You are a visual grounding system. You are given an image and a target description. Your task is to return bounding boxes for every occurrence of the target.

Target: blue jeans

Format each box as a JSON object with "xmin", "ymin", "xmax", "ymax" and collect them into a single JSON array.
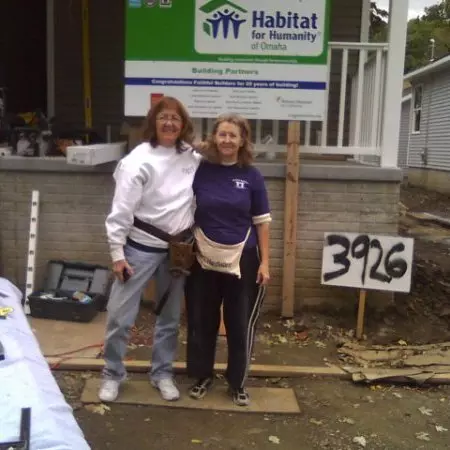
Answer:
[{"xmin": 102, "ymin": 244, "xmax": 184, "ymax": 382}]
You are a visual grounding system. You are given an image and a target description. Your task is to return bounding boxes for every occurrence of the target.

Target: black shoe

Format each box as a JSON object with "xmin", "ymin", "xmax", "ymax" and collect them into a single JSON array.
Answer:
[
  {"xmin": 189, "ymin": 377, "xmax": 213, "ymax": 400},
  {"xmin": 230, "ymin": 387, "xmax": 250, "ymax": 406}
]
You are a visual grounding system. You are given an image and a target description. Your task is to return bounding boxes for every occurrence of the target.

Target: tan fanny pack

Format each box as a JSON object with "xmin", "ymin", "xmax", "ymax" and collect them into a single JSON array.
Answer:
[
  {"xmin": 193, "ymin": 226, "xmax": 251, "ymax": 278},
  {"xmin": 133, "ymin": 217, "xmax": 195, "ymax": 276}
]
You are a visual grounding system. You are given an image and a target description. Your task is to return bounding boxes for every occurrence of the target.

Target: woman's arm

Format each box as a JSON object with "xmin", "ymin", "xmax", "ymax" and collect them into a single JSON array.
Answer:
[
  {"xmin": 255, "ymin": 222, "xmax": 270, "ymax": 285},
  {"xmin": 256, "ymin": 222, "xmax": 270, "ymax": 266},
  {"xmin": 105, "ymin": 162, "xmax": 144, "ymax": 262}
]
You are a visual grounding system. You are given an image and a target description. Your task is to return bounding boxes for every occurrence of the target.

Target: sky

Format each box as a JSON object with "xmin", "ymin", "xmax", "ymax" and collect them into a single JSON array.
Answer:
[{"xmin": 376, "ymin": 0, "xmax": 439, "ymax": 19}]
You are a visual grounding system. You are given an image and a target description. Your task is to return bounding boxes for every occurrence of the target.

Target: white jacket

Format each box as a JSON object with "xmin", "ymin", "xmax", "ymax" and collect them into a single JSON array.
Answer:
[{"xmin": 105, "ymin": 142, "xmax": 201, "ymax": 262}]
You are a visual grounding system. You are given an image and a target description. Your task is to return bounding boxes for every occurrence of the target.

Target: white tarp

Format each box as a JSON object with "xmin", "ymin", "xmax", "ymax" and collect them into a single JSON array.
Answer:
[{"xmin": 0, "ymin": 278, "xmax": 91, "ymax": 449}]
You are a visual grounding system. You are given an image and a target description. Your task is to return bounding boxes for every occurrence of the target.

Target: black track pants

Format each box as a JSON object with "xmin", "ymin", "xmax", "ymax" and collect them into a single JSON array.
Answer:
[{"xmin": 185, "ymin": 247, "xmax": 266, "ymax": 390}]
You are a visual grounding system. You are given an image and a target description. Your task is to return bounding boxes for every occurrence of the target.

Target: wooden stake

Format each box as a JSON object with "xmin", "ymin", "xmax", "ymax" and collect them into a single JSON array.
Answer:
[
  {"xmin": 218, "ymin": 305, "xmax": 226, "ymax": 336},
  {"xmin": 281, "ymin": 121, "xmax": 301, "ymax": 318},
  {"xmin": 356, "ymin": 289, "xmax": 367, "ymax": 340}
]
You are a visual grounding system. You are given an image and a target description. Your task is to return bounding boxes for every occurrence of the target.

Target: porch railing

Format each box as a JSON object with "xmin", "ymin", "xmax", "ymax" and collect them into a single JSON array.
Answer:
[{"xmin": 194, "ymin": 41, "xmax": 389, "ymax": 161}]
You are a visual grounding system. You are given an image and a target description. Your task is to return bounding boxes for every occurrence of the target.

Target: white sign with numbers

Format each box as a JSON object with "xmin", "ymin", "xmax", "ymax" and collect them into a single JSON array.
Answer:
[{"xmin": 321, "ymin": 232, "xmax": 414, "ymax": 293}]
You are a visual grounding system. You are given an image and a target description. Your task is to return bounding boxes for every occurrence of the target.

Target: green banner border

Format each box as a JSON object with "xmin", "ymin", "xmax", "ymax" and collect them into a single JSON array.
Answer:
[{"xmin": 125, "ymin": 0, "xmax": 331, "ymax": 65}]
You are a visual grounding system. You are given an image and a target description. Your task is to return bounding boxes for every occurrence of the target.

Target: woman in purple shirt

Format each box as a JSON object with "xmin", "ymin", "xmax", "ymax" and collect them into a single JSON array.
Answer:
[{"xmin": 185, "ymin": 114, "xmax": 271, "ymax": 406}]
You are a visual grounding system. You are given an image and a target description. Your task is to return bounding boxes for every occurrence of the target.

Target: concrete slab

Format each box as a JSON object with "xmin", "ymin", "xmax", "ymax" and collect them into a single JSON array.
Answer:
[
  {"xmin": 29, "ymin": 313, "xmax": 106, "ymax": 357},
  {"xmin": 81, "ymin": 379, "xmax": 301, "ymax": 414}
]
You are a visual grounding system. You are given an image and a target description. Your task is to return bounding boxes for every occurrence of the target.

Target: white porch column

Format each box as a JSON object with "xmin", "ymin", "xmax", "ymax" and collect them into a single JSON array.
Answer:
[
  {"xmin": 380, "ymin": 0, "xmax": 409, "ymax": 167},
  {"xmin": 360, "ymin": 0, "xmax": 371, "ymax": 42}
]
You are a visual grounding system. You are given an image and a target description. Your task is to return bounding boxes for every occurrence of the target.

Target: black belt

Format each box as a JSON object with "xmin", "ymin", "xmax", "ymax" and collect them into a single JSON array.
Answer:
[
  {"xmin": 133, "ymin": 217, "xmax": 191, "ymax": 243},
  {"xmin": 132, "ymin": 217, "xmax": 192, "ymax": 316}
]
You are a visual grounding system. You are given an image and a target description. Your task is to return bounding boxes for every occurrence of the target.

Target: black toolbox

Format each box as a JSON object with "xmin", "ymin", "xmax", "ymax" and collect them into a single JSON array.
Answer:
[{"xmin": 28, "ymin": 260, "xmax": 111, "ymax": 323}]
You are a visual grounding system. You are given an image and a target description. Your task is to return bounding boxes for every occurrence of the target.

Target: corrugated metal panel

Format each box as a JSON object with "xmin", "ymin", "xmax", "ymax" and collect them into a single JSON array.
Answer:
[
  {"xmin": 54, "ymin": 0, "xmax": 363, "ymax": 142},
  {"xmin": 397, "ymin": 99, "xmax": 411, "ymax": 168},
  {"xmin": 408, "ymin": 71, "xmax": 450, "ymax": 170}
]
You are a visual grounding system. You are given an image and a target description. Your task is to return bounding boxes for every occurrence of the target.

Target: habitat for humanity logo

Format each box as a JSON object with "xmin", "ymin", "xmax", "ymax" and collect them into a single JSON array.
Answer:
[{"xmin": 200, "ymin": 0, "xmax": 247, "ymax": 39}]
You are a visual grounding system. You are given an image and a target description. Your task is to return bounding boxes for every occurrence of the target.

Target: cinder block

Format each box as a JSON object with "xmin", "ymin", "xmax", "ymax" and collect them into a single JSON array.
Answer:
[{"xmin": 0, "ymin": 171, "xmax": 400, "ymax": 314}]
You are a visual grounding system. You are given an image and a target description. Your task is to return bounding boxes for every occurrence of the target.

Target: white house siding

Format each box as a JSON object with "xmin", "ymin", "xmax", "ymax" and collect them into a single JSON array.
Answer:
[{"xmin": 408, "ymin": 70, "xmax": 450, "ymax": 171}]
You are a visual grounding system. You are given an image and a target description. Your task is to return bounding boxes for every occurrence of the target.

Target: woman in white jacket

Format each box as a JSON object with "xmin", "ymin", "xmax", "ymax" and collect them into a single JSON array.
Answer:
[{"xmin": 99, "ymin": 96, "xmax": 201, "ymax": 403}]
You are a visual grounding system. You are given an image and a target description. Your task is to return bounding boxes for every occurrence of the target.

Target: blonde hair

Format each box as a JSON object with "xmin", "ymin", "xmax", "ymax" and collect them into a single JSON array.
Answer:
[{"xmin": 202, "ymin": 113, "xmax": 254, "ymax": 167}]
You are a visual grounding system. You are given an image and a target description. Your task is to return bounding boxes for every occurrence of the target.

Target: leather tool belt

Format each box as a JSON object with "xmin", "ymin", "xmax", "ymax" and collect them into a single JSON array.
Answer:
[{"xmin": 133, "ymin": 217, "xmax": 195, "ymax": 276}]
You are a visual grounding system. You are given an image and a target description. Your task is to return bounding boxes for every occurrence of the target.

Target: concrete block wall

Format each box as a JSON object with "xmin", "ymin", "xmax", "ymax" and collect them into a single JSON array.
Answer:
[
  {"xmin": 264, "ymin": 179, "xmax": 400, "ymax": 312},
  {"xmin": 0, "ymin": 172, "xmax": 113, "ymax": 289},
  {"xmin": 0, "ymin": 170, "xmax": 400, "ymax": 313}
]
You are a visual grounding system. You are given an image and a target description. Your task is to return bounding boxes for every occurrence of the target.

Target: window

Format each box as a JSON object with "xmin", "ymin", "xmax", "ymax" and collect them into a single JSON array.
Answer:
[{"xmin": 412, "ymin": 85, "xmax": 423, "ymax": 133}]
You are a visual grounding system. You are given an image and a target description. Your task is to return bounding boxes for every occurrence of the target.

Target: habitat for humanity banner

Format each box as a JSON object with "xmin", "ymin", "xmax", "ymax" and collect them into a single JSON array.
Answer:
[{"xmin": 125, "ymin": 0, "xmax": 331, "ymax": 120}]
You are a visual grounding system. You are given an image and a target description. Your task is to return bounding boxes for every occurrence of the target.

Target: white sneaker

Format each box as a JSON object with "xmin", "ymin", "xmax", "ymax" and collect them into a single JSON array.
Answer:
[
  {"xmin": 152, "ymin": 378, "xmax": 180, "ymax": 401},
  {"xmin": 98, "ymin": 379, "xmax": 120, "ymax": 402}
]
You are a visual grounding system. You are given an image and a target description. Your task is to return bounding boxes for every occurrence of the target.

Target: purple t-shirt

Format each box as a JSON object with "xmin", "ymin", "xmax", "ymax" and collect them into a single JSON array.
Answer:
[{"xmin": 193, "ymin": 161, "xmax": 271, "ymax": 248}]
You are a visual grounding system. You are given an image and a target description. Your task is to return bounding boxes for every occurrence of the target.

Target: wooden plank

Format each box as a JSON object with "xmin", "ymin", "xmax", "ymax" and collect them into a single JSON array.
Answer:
[
  {"xmin": 281, "ymin": 121, "xmax": 301, "ymax": 318},
  {"xmin": 81, "ymin": 379, "xmax": 301, "ymax": 414},
  {"xmin": 356, "ymin": 289, "xmax": 367, "ymax": 340},
  {"xmin": 46, "ymin": 357, "xmax": 347, "ymax": 378},
  {"xmin": 47, "ymin": 357, "xmax": 450, "ymax": 384}
]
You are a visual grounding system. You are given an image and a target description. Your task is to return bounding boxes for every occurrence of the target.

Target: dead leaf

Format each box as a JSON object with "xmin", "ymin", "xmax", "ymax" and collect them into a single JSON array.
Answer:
[
  {"xmin": 275, "ymin": 334, "xmax": 288, "ymax": 344},
  {"xmin": 314, "ymin": 341, "xmax": 326, "ymax": 348},
  {"xmin": 295, "ymin": 331, "xmax": 309, "ymax": 341},
  {"xmin": 418, "ymin": 406, "xmax": 433, "ymax": 416},
  {"xmin": 263, "ymin": 323, "xmax": 271, "ymax": 329},
  {"xmin": 247, "ymin": 428, "xmax": 264, "ymax": 435},
  {"xmin": 283, "ymin": 319, "xmax": 295, "ymax": 329},
  {"xmin": 339, "ymin": 417, "xmax": 355, "ymax": 425},
  {"xmin": 85, "ymin": 404, "xmax": 111, "ymax": 415},
  {"xmin": 191, "ymin": 439, "xmax": 203, "ymax": 444},
  {"xmin": 398, "ymin": 340, "xmax": 408, "ymax": 346},
  {"xmin": 144, "ymin": 418, "xmax": 151, "ymax": 422},
  {"xmin": 352, "ymin": 436, "xmax": 367, "ymax": 447},
  {"xmin": 416, "ymin": 432, "xmax": 430, "ymax": 441},
  {"xmin": 309, "ymin": 418, "xmax": 323, "ymax": 426},
  {"xmin": 393, "ymin": 392, "xmax": 403, "ymax": 399},
  {"xmin": 268, "ymin": 435, "xmax": 280, "ymax": 444},
  {"xmin": 435, "ymin": 425, "xmax": 448, "ymax": 432}
]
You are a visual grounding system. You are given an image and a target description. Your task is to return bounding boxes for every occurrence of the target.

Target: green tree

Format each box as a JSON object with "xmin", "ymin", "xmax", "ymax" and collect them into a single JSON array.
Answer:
[
  {"xmin": 371, "ymin": 1, "xmax": 450, "ymax": 72},
  {"xmin": 405, "ymin": 0, "xmax": 450, "ymax": 72},
  {"xmin": 370, "ymin": 1, "xmax": 388, "ymax": 41}
]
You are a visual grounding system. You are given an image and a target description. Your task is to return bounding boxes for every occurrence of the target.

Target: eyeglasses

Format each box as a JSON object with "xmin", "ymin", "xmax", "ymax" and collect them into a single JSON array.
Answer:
[{"xmin": 156, "ymin": 114, "xmax": 182, "ymax": 123}]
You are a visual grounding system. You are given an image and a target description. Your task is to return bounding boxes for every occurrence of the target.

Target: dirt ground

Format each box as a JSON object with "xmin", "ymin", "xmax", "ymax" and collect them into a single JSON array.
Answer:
[
  {"xmin": 53, "ymin": 184, "xmax": 450, "ymax": 450},
  {"xmin": 57, "ymin": 371, "xmax": 450, "ymax": 450}
]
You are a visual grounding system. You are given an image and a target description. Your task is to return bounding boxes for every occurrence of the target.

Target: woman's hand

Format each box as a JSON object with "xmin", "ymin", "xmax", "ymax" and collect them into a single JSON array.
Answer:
[
  {"xmin": 112, "ymin": 259, "xmax": 134, "ymax": 283},
  {"xmin": 256, "ymin": 262, "xmax": 270, "ymax": 285}
]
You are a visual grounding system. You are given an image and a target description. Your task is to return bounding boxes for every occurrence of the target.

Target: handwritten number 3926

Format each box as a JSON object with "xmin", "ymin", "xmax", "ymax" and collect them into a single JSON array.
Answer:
[{"xmin": 323, "ymin": 234, "xmax": 408, "ymax": 284}]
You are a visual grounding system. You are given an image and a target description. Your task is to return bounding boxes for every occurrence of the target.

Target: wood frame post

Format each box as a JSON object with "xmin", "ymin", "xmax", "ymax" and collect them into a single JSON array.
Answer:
[{"xmin": 281, "ymin": 121, "xmax": 301, "ymax": 318}]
